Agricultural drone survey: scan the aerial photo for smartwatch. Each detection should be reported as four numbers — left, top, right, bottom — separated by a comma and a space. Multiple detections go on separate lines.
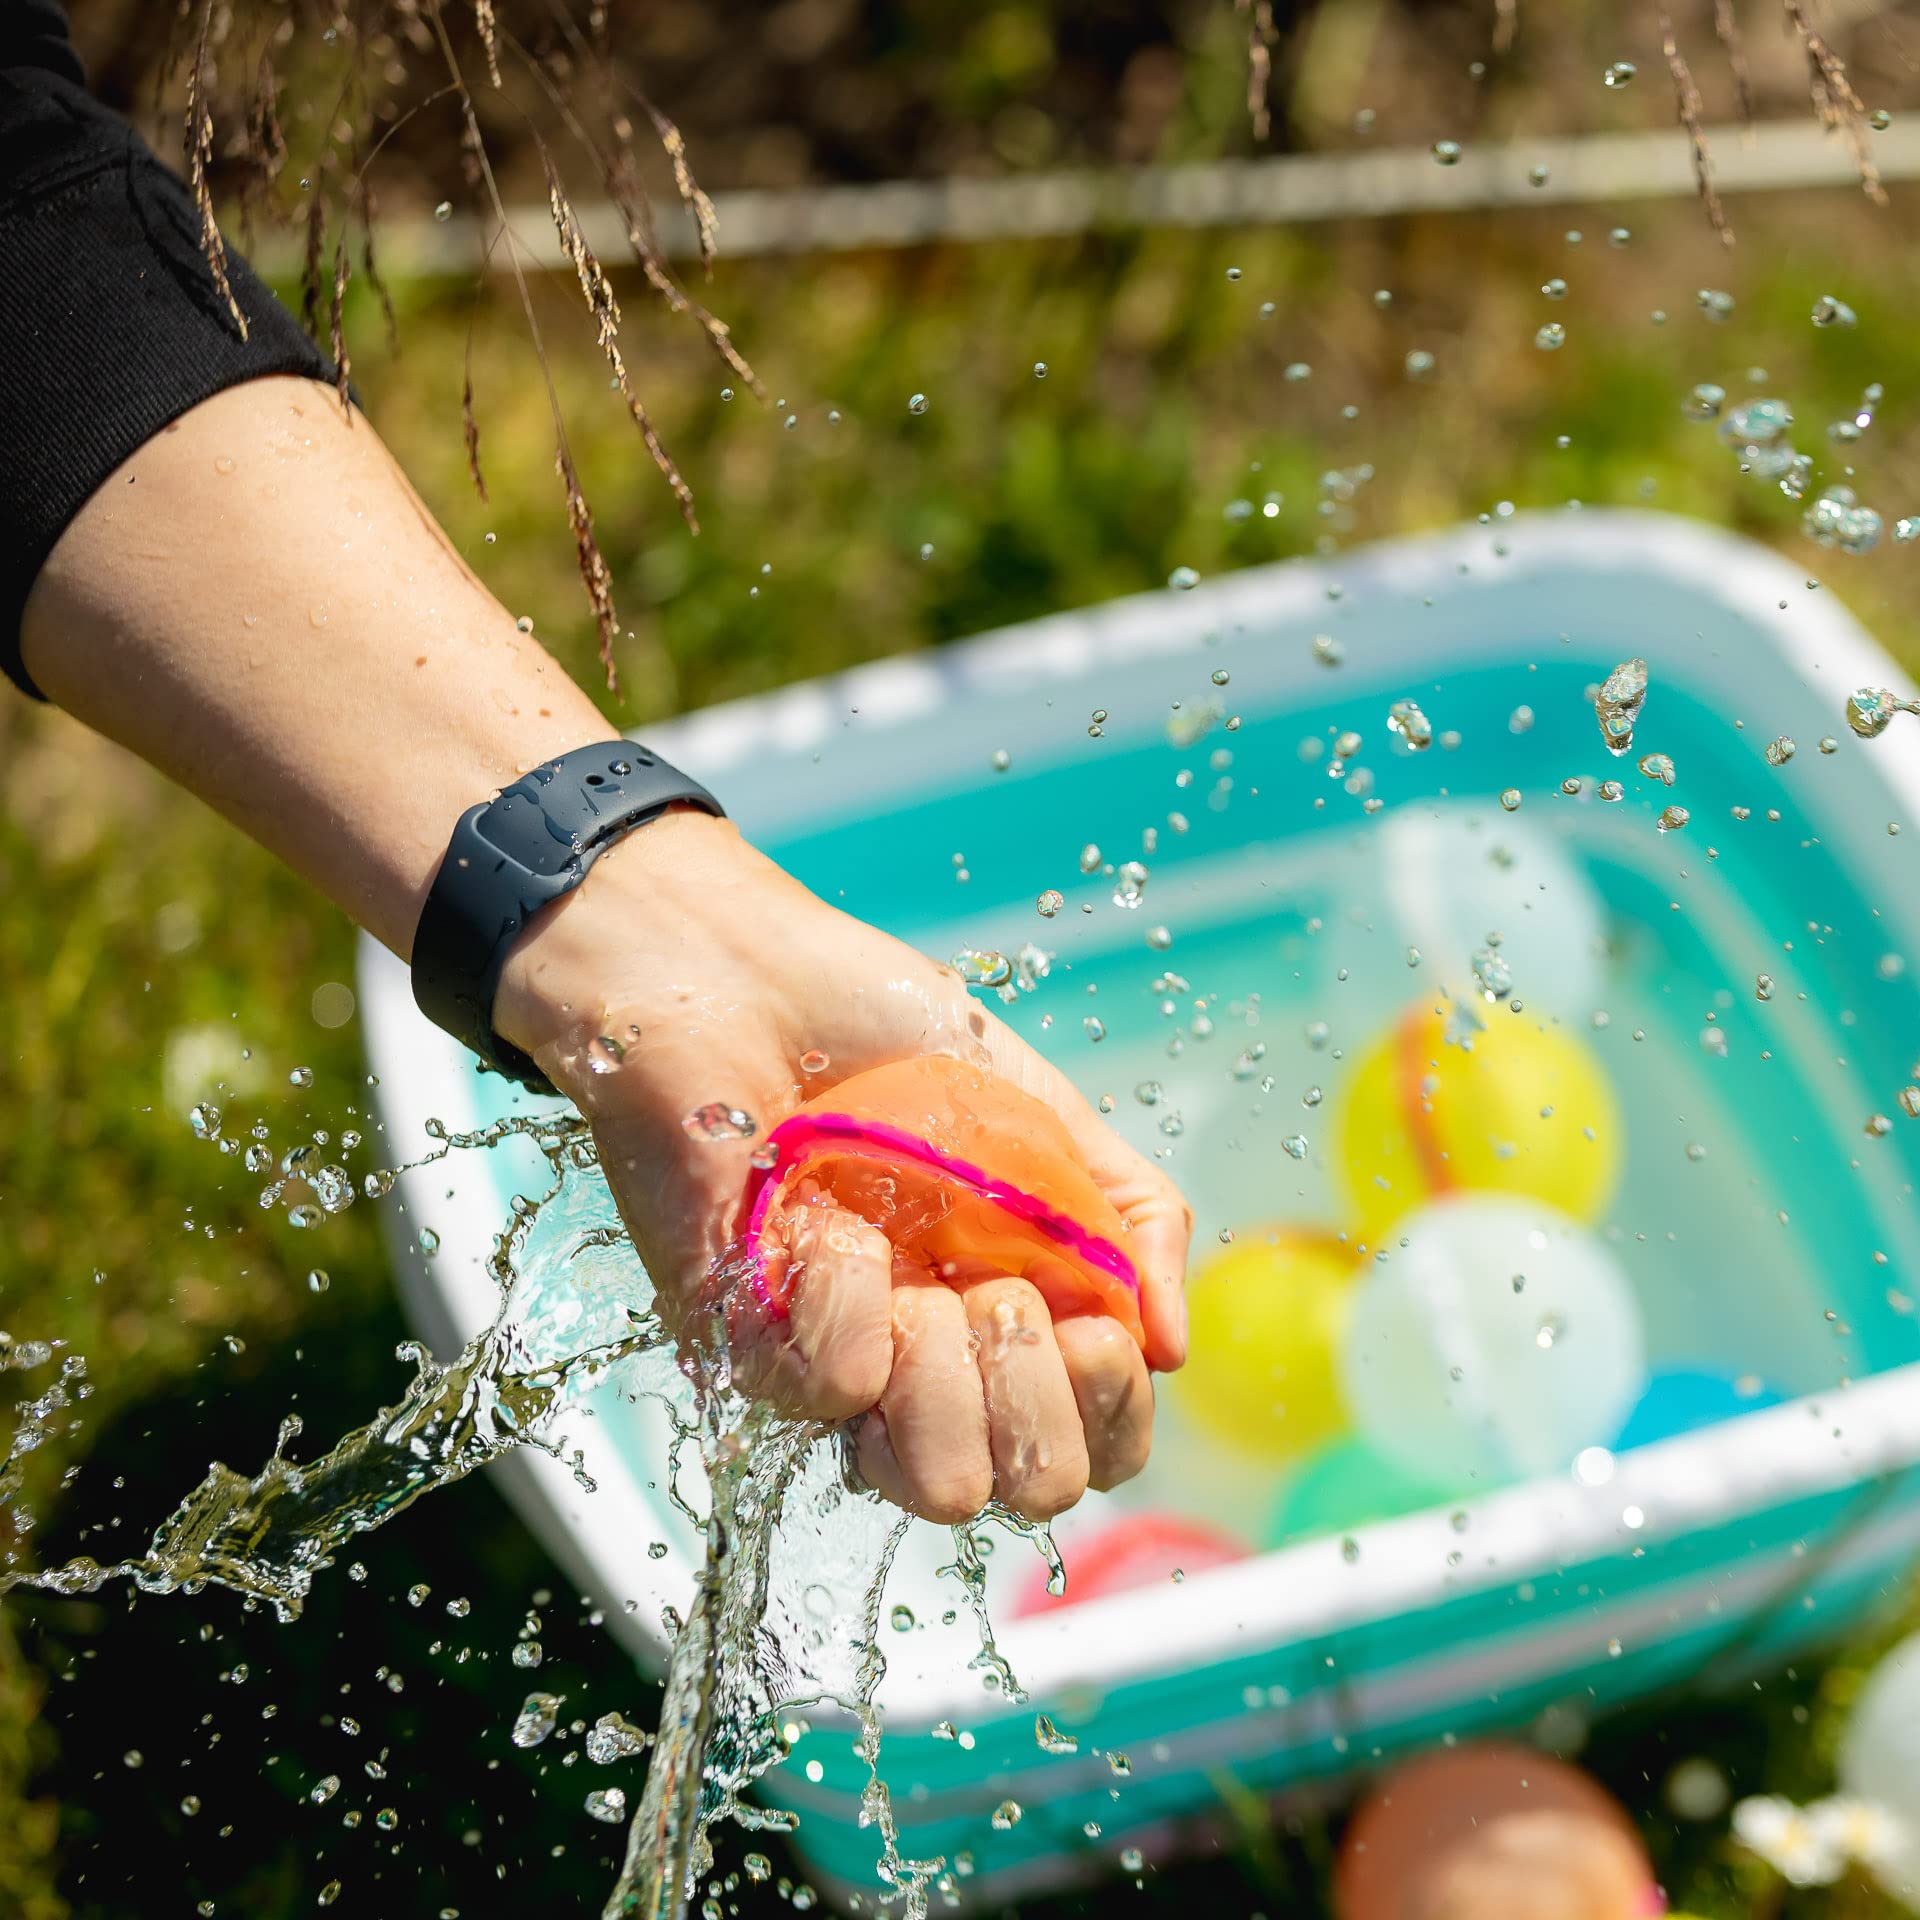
410, 740, 725, 1092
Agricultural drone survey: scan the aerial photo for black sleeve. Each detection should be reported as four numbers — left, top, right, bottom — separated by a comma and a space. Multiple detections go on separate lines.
0, 3, 335, 699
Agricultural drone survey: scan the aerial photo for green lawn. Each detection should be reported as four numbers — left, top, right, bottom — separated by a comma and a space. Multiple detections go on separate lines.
6, 183, 1920, 1916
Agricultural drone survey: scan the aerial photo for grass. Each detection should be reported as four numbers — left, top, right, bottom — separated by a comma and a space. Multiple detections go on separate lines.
7, 181, 1920, 1916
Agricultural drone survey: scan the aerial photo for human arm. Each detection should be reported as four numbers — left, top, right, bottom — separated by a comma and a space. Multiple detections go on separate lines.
20, 374, 1191, 1520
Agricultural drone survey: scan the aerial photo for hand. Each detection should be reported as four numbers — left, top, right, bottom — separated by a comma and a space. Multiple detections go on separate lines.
495, 809, 1191, 1523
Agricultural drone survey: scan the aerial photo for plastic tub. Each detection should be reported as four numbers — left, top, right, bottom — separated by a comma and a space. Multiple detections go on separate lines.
361, 510, 1920, 1901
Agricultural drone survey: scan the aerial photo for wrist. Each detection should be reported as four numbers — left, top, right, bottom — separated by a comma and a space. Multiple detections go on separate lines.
491, 806, 760, 1087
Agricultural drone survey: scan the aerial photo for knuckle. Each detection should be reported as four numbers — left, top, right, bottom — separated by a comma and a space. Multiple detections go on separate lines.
1003, 1458, 1088, 1522
800, 1339, 891, 1420
911, 1463, 993, 1526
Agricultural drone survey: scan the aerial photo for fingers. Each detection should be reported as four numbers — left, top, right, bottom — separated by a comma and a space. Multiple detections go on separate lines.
734, 1201, 893, 1422
856, 1280, 1122, 1525
963, 1276, 1089, 1520
976, 1025, 1195, 1374
855, 1280, 992, 1523
1054, 1313, 1153, 1492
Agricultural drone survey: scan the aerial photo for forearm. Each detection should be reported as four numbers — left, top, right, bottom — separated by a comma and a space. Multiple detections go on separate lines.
20, 374, 614, 958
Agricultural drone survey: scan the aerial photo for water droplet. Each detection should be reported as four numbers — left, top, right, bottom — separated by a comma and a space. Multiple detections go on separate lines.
1032, 361, 1048, 379
306, 1269, 330, 1296
310, 1774, 340, 1805
1811, 293, 1858, 329
951, 949, 1013, 990
417, 1227, 440, 1255
1083, 1016, 1107, 1042
1803, 485, 1883, 554
586, 1033, 626, 1075
1034, 889, 1064, 919
1404, 349, 1436, 380
1637, 752, 1675, 785
1431, 139, 1462, 165
1500, 788, 1523, 812
1035, 1714, 1079, 1754
433, 200, 453, 221
1167, 565, 1201, 592
1848, 687, 1907, 738
1120, 1847, 1145, 1873
445, 1596, 470, 1618
1602, 60, 1636, 87
1718, 397, 1798, 478
512, 1640, 543, 1669
1656, 805, 1690, 833
512, 1692, 561, 1748
289, 1066, 314, 1088
991, 1800, 1023, 1830
989, 748, 1011, 772
907, 393, 929, 415
682, 1103, 757, 1141
1596, 656, 1648, 756
1282, 1133, 1309, 1161
1528, 163, 1550, 188
1078, 843, 1102, 874
1697, 287, 1735, 322
1387, 698, 1433, 750
318, 1882, 342, 1908
1681, 383, 1726, 422
585, 1787, 628, 1823
1765, 735, 1797, 767
1112, 860, 1149, 909
585, 1713, 648, 1764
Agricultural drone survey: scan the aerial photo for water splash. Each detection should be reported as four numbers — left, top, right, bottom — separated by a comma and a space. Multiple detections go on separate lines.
2, 1107, 1054, 1920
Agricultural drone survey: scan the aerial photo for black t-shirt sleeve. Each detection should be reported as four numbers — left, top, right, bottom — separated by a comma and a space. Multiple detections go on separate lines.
0, 3, 334, 699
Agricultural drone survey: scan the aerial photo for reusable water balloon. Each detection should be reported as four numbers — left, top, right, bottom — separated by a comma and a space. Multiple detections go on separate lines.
1336, 1744, 1658, 1920
1378, 804, 1608, 1020
740, 1055, 1145, 1347
1339, 1195, 1646, 1486
1174, 1228, 1358, 1460
1838, 1629, 1920, 1904
1338, 1000, 1621, 1244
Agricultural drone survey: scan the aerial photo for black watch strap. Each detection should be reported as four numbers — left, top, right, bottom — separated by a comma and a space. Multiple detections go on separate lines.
411, 741, 724, 1092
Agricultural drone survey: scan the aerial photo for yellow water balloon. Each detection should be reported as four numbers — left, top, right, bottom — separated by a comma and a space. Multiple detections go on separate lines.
1174, 1228, 1359, 1460
1338, 1000, 1621, 1244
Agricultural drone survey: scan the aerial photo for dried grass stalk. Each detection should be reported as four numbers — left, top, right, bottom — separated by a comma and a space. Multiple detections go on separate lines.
544, 157, 697, 529
1236, 0, 1276, 141
637, 96, 717, 273
474, 0, 502, 88
461, 362, 488, 503
1659, 11, 1734, 248
239, 45, 287, 250
329, 239, 353, 413
359, 186, 399, 355
1785, 0, 1886, 205
301, 185, 327, 337
602, 139, 764, 397
1713, 0, 1754, 128
557, 449, 619, 689
185, 0, 248, 339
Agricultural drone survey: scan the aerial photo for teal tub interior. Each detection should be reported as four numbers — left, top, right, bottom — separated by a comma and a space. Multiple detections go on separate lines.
360, 509, 1920, 1901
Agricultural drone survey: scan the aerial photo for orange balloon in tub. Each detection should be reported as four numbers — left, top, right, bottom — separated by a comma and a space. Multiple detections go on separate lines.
739, 1055, 1146, 1347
